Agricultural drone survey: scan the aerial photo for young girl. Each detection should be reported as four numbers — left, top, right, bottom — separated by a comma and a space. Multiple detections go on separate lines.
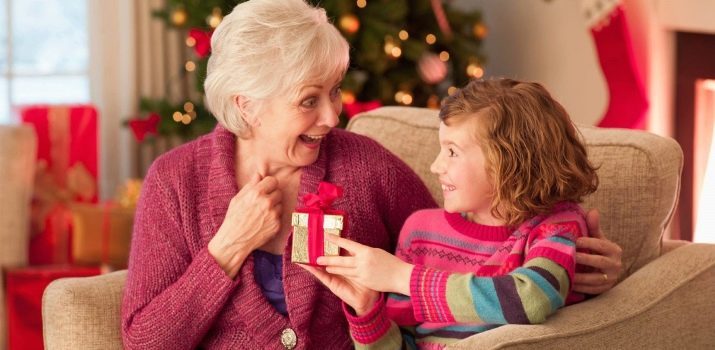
302, 78, 599, 349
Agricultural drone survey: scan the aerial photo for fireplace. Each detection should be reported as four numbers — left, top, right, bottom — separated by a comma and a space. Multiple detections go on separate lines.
674, 32, 715, 241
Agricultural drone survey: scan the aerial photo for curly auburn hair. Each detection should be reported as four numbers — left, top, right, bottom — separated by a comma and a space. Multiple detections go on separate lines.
439, 78, 599, 227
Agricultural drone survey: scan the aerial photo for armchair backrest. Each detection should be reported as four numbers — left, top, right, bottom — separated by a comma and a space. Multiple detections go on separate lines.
347, 106, 683, 277
0, 125, 36, 350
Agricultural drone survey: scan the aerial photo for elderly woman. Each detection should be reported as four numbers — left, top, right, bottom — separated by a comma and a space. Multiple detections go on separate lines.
121, 0, 621, 349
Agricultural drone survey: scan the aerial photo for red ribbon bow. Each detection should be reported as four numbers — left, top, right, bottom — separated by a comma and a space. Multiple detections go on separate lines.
302, 182, 343, 209
128, 113, 160, 142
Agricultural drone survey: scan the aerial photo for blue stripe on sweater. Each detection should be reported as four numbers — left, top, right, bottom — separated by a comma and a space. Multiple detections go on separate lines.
513, 267, 564, 313
469, 277, 507, 324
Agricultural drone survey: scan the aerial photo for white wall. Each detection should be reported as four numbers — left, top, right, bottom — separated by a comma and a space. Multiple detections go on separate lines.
454, 0, 608, 126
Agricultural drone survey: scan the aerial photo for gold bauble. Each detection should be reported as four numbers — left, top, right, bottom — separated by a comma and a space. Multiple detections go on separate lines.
339, 14, 360, 34
171, 7, 188, 26
473, 23, 488, 39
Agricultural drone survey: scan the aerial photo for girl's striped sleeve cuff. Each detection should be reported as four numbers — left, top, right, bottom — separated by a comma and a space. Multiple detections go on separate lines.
409, 264, 455, 323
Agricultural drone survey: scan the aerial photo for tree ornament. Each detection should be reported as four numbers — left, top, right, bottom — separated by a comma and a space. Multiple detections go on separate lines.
473, 23, 488, 39
188, 28, 212, 58
339, 14, 360, 34
418, 53, 448, 84
427, 95, 440, 109
170, 6, 188, 26
430, 0, 453, 40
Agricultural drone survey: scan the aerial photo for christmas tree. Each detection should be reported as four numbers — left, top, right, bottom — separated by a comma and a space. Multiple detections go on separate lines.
129, 0, 486, 141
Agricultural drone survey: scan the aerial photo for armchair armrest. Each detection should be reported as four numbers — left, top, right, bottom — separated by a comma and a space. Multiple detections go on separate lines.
42, 270, 127, 350
449, 243, 715, 349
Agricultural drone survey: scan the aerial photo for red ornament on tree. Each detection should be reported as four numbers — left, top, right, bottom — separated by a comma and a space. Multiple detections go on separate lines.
418, 53, 448, 85
343, 100, 382, 119
188, 28, 213, 58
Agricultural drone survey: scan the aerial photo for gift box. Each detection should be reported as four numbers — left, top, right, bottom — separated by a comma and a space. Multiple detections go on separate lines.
70, 202, 135, 269
4, 265, 101, 350
21, 105, 99, 265
291, 182, 347, 265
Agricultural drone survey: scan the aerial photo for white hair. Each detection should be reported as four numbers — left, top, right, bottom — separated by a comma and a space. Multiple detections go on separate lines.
204, 0, 350, 136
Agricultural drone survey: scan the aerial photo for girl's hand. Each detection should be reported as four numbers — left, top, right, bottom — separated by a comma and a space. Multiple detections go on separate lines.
315, 236, 414, 296
300, 264, 379, 316
573, 209, 624, 295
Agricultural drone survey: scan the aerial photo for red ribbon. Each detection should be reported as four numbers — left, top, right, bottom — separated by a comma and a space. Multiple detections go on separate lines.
128, 112, 160, 142
301, 182, 343, 264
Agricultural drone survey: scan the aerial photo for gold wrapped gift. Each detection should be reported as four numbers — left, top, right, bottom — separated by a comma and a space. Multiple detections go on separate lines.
70, 202, 135, 269
291, 212, 344, 265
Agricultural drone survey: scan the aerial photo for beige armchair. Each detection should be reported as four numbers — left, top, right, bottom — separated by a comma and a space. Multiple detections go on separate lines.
1, 125, 36, 350
42, 107, 715, 349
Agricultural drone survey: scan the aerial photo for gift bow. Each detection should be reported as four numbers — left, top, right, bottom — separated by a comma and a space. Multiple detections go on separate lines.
302, 182, 343, 209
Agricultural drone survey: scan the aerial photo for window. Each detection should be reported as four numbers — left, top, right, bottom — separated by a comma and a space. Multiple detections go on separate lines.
0, 0, 89, 124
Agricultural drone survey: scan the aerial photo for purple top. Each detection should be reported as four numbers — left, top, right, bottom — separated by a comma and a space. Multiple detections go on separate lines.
252, 250, 287, 315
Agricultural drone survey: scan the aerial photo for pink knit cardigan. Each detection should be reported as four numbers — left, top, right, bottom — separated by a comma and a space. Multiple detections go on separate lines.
121, 126, 437, 349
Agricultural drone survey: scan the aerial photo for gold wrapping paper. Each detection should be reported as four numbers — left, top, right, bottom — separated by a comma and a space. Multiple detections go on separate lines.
70, 203, 135, 268
291, 212, 343, 264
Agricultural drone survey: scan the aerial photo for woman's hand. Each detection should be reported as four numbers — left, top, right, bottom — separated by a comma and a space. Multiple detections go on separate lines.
208, 174, 282, 278
573, 209, 624, 295
300, 264, 379, 316
315, 236, 414, 296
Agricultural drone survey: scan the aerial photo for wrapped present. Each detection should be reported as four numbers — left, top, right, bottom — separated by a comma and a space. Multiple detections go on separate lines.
21, 105, 98, 265
70, 202, 135, 269
4, 265, 101, 350
291, 182, 347, 265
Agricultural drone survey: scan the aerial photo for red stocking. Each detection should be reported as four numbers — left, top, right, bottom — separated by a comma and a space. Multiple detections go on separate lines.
585, 0, 648, 129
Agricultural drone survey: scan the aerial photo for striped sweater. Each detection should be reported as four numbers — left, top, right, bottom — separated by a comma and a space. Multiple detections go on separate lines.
345, 203, 588, 349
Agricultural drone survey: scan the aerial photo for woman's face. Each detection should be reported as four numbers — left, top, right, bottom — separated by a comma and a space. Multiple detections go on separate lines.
250, 74, 343, 168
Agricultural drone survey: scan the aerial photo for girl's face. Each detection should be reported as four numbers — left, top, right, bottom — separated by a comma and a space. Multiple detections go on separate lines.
430, 116, 500, 224
250, 74, 343, 168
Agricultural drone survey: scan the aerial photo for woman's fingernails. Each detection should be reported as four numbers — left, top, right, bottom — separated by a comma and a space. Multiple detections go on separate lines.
316, 257, 325, 265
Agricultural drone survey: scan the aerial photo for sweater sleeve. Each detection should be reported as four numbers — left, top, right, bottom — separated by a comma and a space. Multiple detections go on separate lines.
121, 164, 241, 349
343, 294, 418, 349
408, 219, 583, 325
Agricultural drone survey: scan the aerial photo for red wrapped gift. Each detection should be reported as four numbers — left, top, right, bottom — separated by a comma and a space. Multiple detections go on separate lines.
291, 182, 347, 266
4, 265, 101, 350
21, 105, 99, 265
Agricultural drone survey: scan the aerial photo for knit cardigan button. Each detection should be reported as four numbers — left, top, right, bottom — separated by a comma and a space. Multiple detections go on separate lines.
280, 328, 297, 349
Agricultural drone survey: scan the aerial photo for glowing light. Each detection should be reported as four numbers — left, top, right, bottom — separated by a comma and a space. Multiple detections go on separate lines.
172, 111, 183, 122
439, 51, 450, 62
183, 102, 195, 112
425, 34, 437, 45
448, 86, 458, 95
186, 37, 196, 47
185, 61, 196, 72
207, 7, 223, 28
357, 0, 367, 8
399, 30, 409, 40
181, 114, 192, 124
391, 47, 402, 58
342, 91, 356, 104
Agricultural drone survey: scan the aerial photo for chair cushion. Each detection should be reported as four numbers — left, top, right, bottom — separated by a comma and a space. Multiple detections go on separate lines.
347, 106, 683, 276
